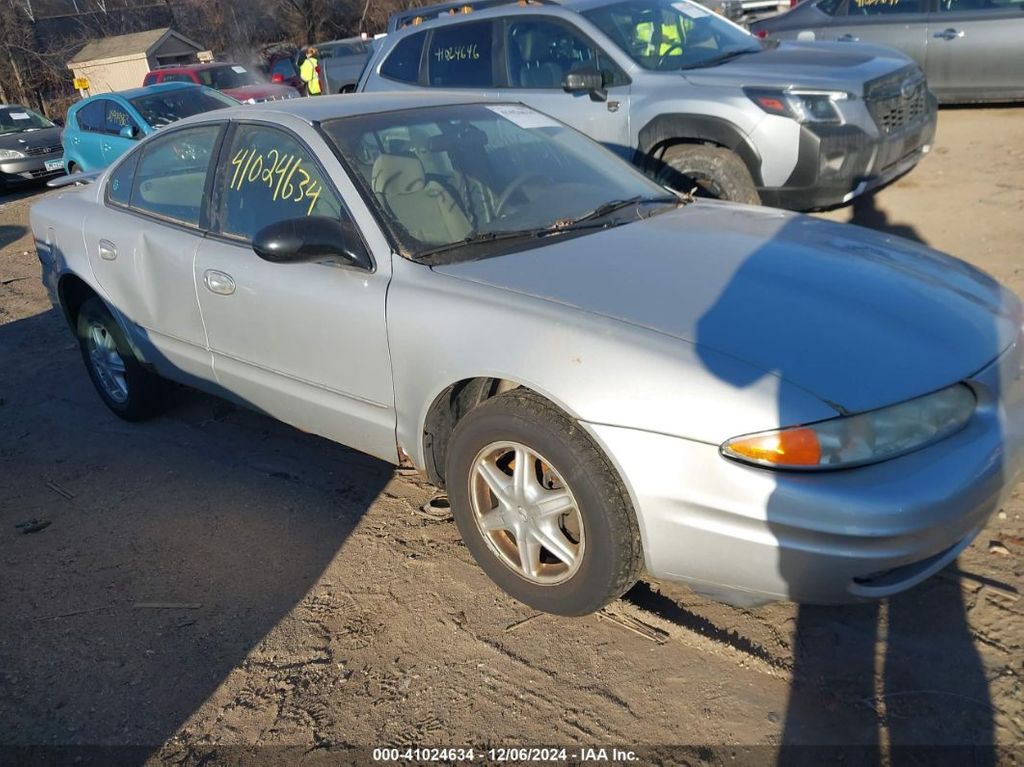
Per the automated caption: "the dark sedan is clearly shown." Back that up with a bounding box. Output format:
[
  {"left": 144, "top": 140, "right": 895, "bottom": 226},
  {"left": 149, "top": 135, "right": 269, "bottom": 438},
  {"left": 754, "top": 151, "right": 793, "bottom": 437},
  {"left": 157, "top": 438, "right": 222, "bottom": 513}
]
[
  {"left": 751, "top": 0, "right": 1024, "bottom": 103},
  {"left": 0, "top": 105, "right": 64, "bottom": 192}
]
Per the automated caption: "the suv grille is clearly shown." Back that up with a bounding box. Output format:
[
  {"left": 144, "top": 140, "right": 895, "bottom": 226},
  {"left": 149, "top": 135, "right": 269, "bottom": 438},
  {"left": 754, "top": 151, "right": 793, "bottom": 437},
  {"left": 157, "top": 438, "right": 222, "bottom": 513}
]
[
  {"left": 866, "top": 68, "right": 928, "bottom": 135},
  {"left": 25, "top": 143, "right": 62, "bottom": 156}
]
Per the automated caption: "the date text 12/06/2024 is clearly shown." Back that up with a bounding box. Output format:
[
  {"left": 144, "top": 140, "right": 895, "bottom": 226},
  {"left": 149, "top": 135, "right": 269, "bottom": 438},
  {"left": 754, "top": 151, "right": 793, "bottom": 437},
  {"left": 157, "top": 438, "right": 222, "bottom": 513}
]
[{"left": 372, "top": 747, "right": 641, "bottom": 762}]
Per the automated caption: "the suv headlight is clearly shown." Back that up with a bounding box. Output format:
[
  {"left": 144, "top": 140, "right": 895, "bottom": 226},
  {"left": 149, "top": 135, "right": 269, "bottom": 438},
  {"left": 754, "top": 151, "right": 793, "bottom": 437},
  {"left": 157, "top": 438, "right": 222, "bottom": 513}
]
[
  {"left": 745, "top": 88, "right": 850, "bottom": 125},
  {"left": 722, "top": 384, "right": 975, "bottom": 471},
  {"left": 0, "top": 148, "right": 26, "bottom": 160}
]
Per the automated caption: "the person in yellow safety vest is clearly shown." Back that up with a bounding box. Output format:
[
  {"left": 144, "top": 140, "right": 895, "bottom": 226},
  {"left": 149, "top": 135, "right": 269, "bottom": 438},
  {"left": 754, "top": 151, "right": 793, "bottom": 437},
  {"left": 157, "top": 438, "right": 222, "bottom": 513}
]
[
  {"left": 300, "top": 47, "right": 322, "bottom": 96},
  {"left": 634, "top": 17, "right": 684, "bottom": 57}
]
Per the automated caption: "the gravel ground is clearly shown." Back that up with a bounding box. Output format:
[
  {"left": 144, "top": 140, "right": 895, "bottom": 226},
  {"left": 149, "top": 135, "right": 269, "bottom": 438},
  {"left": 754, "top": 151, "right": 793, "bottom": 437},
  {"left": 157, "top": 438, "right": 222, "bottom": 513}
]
[{"left": 1, "top": 106, "right": 1022, "bottom": 762}]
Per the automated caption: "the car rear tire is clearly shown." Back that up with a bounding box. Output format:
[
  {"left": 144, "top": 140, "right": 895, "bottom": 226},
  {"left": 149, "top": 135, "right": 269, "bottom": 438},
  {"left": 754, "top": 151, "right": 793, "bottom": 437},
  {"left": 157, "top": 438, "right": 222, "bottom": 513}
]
[
  {"left": 658, "top": 144, "right": 761, "bottom": 205},
  {"left": 76, "top": 296, "right": 167, "bottom": 421},
  {"left": 446, "top": 389, "right": 644, "bottom": 616}
]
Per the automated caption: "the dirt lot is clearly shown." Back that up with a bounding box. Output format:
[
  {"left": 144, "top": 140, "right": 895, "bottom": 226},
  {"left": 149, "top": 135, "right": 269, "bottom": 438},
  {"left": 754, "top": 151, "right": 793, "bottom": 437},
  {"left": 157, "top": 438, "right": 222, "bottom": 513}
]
[{"left": 2, "top": 107, "right": 1023, "bottom": 763}]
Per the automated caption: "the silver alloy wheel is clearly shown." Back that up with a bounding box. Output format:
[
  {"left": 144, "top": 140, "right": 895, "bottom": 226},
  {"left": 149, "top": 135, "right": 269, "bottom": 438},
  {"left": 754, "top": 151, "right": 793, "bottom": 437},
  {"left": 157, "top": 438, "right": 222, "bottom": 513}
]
[
  {"left": 468, "top": 441, "right": 585, "bottom": 585},
  {"left": 85, "top": 320, "right": 129, "bottom": 404}
]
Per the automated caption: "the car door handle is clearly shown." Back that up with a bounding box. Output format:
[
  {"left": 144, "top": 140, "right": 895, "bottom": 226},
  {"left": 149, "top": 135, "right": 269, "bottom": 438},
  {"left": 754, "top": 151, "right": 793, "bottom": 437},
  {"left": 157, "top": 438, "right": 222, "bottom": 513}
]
[
  {"left": 934, "top": 27, "right": 964, "bottom": 40},
  {"left": 203, "top": 270, "right": 235, "bottom": 296},
  {"left": 837, "top": 33, "right": 859, "bottom": 42},
  {"left": 98, "top": 240, "right": 117, "bottom": 261}
]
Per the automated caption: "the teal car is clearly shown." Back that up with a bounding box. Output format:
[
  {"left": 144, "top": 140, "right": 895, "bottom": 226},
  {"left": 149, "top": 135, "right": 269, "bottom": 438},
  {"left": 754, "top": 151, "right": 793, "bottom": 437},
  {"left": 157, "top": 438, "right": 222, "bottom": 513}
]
[{"left": 62, "top": 83, "right": 236, "bottom": 173}]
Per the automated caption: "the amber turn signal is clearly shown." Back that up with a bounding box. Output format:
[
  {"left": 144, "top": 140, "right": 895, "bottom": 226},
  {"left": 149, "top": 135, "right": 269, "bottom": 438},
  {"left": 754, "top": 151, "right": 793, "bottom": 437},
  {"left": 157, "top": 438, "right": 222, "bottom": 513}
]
[{"left": 723, "top": 427, "right": 822, "bottom": 467}]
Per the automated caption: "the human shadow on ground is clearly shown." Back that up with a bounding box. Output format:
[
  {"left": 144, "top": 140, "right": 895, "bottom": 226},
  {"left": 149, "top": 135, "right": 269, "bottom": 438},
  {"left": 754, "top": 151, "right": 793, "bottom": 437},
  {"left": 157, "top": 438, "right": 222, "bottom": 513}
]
[{"left": 693, "top": 209, "right": 1012, "bottom": 764}]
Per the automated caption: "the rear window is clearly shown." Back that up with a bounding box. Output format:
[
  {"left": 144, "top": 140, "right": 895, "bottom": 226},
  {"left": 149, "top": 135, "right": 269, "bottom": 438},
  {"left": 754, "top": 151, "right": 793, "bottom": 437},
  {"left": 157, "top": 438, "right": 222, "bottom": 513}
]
[
  {"left": 143, "top": 72, "right": 158, "bottom": 86},
  {"left": 129, "top": 88, "right": 235, "bottom": 129},
  {"left": 380, "top": 31, "right": 426, "bottom": 83}
]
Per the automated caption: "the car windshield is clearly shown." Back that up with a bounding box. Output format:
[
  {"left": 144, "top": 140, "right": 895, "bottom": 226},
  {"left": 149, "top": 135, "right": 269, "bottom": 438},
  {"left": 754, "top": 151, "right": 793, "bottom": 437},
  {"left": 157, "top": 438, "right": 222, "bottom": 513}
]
[
  {"left": 0, "top": 106, "right": 54, "bottom": 134},
  {"left": 129, "top": 88, "right": 236, "bottom": 129},
  {"left": 322, "top": 103, "right": 678, "bottom": 261},
  {"left": 583, "top": 0, "right": 761, "bottom": 71},
  {"left": 198, "top": 65, "right": 263, "bottom": 89}
]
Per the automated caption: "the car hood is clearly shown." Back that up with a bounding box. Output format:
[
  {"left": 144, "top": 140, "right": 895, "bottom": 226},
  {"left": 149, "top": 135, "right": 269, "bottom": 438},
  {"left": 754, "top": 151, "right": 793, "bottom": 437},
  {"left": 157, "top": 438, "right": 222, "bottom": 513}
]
[
  {"left": 0, "top": 125, "right": 63, "bottom": 152},
  {"left": 680, "top": 41, "right": 914, "bottom": 95},
  {"left": 433, "top": 203, "right": 1021, "bottom": 415},
  {"left": 222, "top": 84, "right": 296, "bottom": 101}
]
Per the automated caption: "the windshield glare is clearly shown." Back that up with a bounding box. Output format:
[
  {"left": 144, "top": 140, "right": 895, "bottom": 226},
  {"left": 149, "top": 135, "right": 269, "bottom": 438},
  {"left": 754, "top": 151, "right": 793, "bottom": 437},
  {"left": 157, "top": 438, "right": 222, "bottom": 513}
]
[
  {"left": 199, "top": 65, "right": 262, "bottom": 89},
  {"left": 323, "top": 104, "right": 671, "bottom": 257},
  {"left": 584, "top": 0, "right": 759, "bottom": 71},
  {"left": 129, "top": 89, "right": 235, "bottom": 128},
  {"left": 0, "top": 106, "right": 54, "bottom": 134}
]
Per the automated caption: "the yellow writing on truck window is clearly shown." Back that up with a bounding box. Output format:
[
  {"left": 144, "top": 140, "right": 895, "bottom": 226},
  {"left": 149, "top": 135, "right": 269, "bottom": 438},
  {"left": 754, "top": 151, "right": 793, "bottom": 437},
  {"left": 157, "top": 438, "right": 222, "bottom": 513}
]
[
  {"left": 229, "top": 146, "right": 322, "bottom": 217},
  {"left": 855, "top": 0, "right": 901, "bottom": 6},
  {"left": 434, "top": 44, "right": 480, "bottom": 62}
]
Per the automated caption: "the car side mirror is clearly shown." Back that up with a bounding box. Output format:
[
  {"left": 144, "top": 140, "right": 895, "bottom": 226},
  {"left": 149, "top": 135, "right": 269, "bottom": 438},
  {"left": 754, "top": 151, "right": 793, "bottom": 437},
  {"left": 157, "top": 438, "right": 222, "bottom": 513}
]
[
  {"left": 119, "top": 125, "right": 139, "bottom": 140},
  {"left": 271, "top": 73, "right": 285, "bottom": 84},
  {"left": 562, "top": 67, "right": 606, "bottom": 100},
  {"left": 252, "top": 216, "right": 372, "bottom": 270}
]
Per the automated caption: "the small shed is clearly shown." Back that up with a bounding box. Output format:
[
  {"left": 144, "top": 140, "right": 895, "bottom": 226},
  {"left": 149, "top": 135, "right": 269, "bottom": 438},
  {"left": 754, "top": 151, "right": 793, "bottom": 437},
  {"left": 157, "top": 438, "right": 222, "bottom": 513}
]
[{"left": 67, "top": 28, "right": 206, "bottom": 95}]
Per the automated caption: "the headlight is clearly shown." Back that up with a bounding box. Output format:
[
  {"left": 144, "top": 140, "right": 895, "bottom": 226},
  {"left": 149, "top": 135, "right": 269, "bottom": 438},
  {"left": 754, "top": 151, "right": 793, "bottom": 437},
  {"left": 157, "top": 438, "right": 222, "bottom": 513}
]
[
  {"left": 745, "top": 88, "right": 849, "bottom": 125},
  {"left": 0, "top": 148, "right": 26, "bottom": 160},
  {"left": 722, "top": 384, "right": 976, "bottom": 471}
]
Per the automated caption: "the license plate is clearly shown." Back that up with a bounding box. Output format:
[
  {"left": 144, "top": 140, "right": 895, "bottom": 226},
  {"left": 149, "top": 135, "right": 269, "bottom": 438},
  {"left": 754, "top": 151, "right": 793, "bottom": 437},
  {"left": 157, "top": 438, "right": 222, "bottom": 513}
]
[{"left": 44, "top": 159, "right": 64, "bottom": 172}]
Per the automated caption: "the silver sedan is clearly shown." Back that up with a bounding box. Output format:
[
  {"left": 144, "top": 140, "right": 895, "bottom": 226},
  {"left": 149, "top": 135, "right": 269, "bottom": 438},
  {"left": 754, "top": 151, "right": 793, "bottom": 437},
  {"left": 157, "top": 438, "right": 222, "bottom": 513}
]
[{"left": 31, "top": 93, "right": 1024, "bottom": 615}]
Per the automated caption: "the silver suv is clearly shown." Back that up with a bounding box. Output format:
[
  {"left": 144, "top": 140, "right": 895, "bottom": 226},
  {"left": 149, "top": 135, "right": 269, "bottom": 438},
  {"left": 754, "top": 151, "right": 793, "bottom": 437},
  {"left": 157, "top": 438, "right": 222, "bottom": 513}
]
[{"left": 359, "top": 0, "right": 938, "bottom": 210}]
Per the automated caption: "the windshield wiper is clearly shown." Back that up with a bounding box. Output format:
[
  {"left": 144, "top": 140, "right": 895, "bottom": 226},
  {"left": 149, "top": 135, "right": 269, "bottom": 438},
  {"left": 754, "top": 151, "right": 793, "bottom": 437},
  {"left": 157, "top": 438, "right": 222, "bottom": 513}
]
[
  {"left": 414, "top": 227, "right": 561, "bottom": 260},
  {"left": 684, "top": 48, "right": 760, "bottom": 70},
  {"left": 413, "top": 196, "right": 680, "bottom": 261},
  {"left": 553, "top": 195, "right": 679, "bottom": 230}
]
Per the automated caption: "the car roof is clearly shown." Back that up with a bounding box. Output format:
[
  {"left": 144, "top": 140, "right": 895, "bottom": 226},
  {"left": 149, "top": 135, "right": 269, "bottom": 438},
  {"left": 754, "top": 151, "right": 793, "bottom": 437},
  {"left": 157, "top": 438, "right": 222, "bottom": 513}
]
[
  {"left": 176, "top": 91, "right": 505, "bottom": 126},
  {"left": 74, "top": 82, "right": 202, "bottom": 105},
  {"left": 155, "top": 62, "right": 245, "bottom": 71},
  {"left": 387, "top": 0, "right": 612, "bottom": 30}
]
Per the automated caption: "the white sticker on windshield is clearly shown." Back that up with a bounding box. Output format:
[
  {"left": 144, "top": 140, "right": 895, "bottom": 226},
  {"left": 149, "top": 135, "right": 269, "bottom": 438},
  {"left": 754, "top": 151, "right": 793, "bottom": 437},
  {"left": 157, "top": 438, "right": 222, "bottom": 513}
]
[
  {"left": 486, "top": 105, "right": 560, "bottom": 130},
  {"left": 673, "top": 1, "right": 709, "bottom": 17},
  {"left": 232, "top": 65, "right": 247, "bottom": 73},
  {"left": 10, "top": 112, "right": 30, "bottom": 120}
]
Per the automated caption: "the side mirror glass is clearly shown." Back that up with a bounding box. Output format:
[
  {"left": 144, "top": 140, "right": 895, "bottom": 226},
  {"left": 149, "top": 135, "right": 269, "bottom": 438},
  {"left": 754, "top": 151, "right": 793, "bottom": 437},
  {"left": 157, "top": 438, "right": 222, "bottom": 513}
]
[
  {"left": 119, "top": 125, "right": 139, "bottom": 140},
  {"left": 562, "top": 67, "right": 605, "bottom": 95},
  {"left": 252, "top": 216, "right": 372, "bottom": 270}
]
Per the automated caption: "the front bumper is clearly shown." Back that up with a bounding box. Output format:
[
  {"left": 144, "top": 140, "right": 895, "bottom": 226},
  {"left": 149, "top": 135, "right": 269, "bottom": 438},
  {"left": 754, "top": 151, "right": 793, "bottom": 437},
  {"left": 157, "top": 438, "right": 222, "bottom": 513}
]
[
  {"left": 1, "top": 154, "right": 65, "bottom": 186},
  {"left": 585, "top": 343, "right": 1024, "bottom": 607},
  {"left": 758, "top": 91, "right": 938, "bottom": 211}
]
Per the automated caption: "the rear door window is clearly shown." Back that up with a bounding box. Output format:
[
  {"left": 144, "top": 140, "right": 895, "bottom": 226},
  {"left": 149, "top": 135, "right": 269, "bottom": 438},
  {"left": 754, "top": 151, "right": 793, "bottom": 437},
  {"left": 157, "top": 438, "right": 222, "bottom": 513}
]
[
  {"left": 425, "top": 20, "right": 496, "bottom": 87},
  {"left": 130, "top": 124, "right": 222, "bottom": 226},
  {"left": 76, "top": 99, "right": 107, "bottom": 133},
  {"left": 106, "top": 151, "right": 140, "bottom": 207}
]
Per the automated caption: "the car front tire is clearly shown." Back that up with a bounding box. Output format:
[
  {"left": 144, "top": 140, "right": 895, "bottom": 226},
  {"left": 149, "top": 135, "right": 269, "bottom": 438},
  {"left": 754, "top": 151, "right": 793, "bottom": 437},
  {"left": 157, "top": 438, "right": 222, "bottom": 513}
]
[
  {"left": 446, "top": 389, "right": 644, "bottom": 616},
  {"left": 658, "top": 144, "right": 761, "bottom": 205},
  {"left": 76, "top": 296, "right": 167, "bottom": 421}
]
